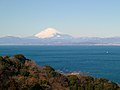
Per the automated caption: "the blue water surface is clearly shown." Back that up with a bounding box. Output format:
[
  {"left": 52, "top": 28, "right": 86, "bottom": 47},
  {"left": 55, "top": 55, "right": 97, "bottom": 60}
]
[{"left": 0, "top": 45, "right": 120, "bottom": 83}]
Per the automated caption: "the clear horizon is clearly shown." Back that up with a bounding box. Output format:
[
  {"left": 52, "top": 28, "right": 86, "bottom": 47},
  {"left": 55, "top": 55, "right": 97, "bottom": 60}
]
[{"left": 0, "top": 0, "right": 120, "bottom": 37}]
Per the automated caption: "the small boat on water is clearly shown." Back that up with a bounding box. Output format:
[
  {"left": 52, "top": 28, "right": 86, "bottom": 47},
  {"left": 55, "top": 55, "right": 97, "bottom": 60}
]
[{"left": 106, "top": 51, "right": 109, "bottom": 53}]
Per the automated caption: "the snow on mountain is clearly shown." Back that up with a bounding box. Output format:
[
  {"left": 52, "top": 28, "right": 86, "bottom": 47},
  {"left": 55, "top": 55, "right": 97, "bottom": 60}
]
[
  {"left": 1, "top": 28, "right": 120, "bottom": 45},
  {"left": 35, "top": 28, "right": 61, "bottom": 38}
]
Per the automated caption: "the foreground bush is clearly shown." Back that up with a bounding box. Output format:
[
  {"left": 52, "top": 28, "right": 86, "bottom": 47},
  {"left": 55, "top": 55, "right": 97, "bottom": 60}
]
[{"left": 0, "top": 54, "right": 120, "bottom": 90}]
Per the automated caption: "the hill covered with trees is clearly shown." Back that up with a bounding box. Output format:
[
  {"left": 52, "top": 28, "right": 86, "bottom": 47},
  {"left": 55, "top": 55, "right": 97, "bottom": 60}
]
[{"left": 0, "top": 54, "right": 120, "bottom": 90}]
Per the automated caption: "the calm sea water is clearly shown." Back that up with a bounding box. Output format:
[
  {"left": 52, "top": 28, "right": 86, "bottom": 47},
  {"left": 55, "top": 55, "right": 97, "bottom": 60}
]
[{"left": 0, "top": 45, "right": 120, "bottom": 83}]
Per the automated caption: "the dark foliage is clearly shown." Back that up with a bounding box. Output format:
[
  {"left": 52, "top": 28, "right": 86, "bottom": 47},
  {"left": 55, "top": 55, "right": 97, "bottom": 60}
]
[{"left": 0, "top": 54, "right": 120, "bottom": 90}]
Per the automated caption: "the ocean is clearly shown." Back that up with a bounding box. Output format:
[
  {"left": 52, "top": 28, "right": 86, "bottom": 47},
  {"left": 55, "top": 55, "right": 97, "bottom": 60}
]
[{"left": 0, "top": 45, "right": 120, "bottom": 83}]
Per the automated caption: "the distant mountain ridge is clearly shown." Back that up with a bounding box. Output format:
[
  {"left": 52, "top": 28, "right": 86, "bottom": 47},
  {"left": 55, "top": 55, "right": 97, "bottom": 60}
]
[{"left": 1, "top": 28, "right": 120, "bottom": 45}]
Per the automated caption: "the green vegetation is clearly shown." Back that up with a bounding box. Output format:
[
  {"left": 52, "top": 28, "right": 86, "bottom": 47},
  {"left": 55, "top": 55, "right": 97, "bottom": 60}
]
[{"left": 0, "top": 54, "right": 120, "bottom": 90}]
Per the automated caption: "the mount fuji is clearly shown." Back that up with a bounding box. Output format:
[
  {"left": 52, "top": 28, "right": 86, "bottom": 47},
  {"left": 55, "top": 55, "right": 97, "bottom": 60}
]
[
  {"left": 1, "top": 28, "right": 120, "bottom": 45},
  {"left": 34, "top": 28, "right": 73, "bottom": 39}
]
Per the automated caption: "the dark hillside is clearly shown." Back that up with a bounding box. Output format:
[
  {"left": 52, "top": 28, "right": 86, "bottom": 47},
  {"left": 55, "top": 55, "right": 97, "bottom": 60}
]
[{"left": 0, "top": 54, "right": 120, "bottom": 90}]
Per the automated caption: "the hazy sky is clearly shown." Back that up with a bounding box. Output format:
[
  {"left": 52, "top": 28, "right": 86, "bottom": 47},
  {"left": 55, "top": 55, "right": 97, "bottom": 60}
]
[{"left": 0, "top": 0, "right": 120, "bottom": 37}]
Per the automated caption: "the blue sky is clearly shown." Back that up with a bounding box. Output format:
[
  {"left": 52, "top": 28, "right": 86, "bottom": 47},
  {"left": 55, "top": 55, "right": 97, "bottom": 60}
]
[{"left": 0, "top": 0, "right": 120, "bottom": 37}]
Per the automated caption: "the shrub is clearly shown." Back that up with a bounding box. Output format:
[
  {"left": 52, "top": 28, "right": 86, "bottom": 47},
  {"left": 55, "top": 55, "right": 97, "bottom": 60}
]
[
  {"left": 14, "top": 54, "right": 26, "bottom": 63},
  {"left": 44, "top": 65, "right": 55, "bottom": 72},
  {"left": 20, "top": 69, "right": 30, "bottom": 77},
  {"left": 30, "top": 83, "right": 43, "bottom": 90},
  {"left": 2, "top": 56, "right": 10, "bottom": 59},
  {"left": 67, "top": 75, "right": 79, "bottom": 90},
  {"left": 67, "top": 75, "right": 78, "bottom": 86},
  {"left": 0, "top": 56, "right": 3, "bottom": 61}
]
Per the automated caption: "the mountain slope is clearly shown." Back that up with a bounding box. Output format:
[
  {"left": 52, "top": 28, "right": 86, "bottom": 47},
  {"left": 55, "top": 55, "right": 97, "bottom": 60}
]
[
  {"left": 34, "top": 28, "right": 73, "bottom": 39},
  {"left": 35, "top": 28, "right": 61, "bottom": 38}
]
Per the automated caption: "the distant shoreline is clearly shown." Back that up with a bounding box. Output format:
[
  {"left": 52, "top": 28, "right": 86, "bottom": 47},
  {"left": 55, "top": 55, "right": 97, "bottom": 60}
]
[{"left": 1, "top": 44, "right": 120, "bottom": 46}]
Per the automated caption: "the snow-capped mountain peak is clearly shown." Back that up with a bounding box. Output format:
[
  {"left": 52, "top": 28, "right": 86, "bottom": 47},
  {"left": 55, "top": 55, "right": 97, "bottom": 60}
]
[{"left": 35, "top": 28, "right": 61, "bottom": 38}]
